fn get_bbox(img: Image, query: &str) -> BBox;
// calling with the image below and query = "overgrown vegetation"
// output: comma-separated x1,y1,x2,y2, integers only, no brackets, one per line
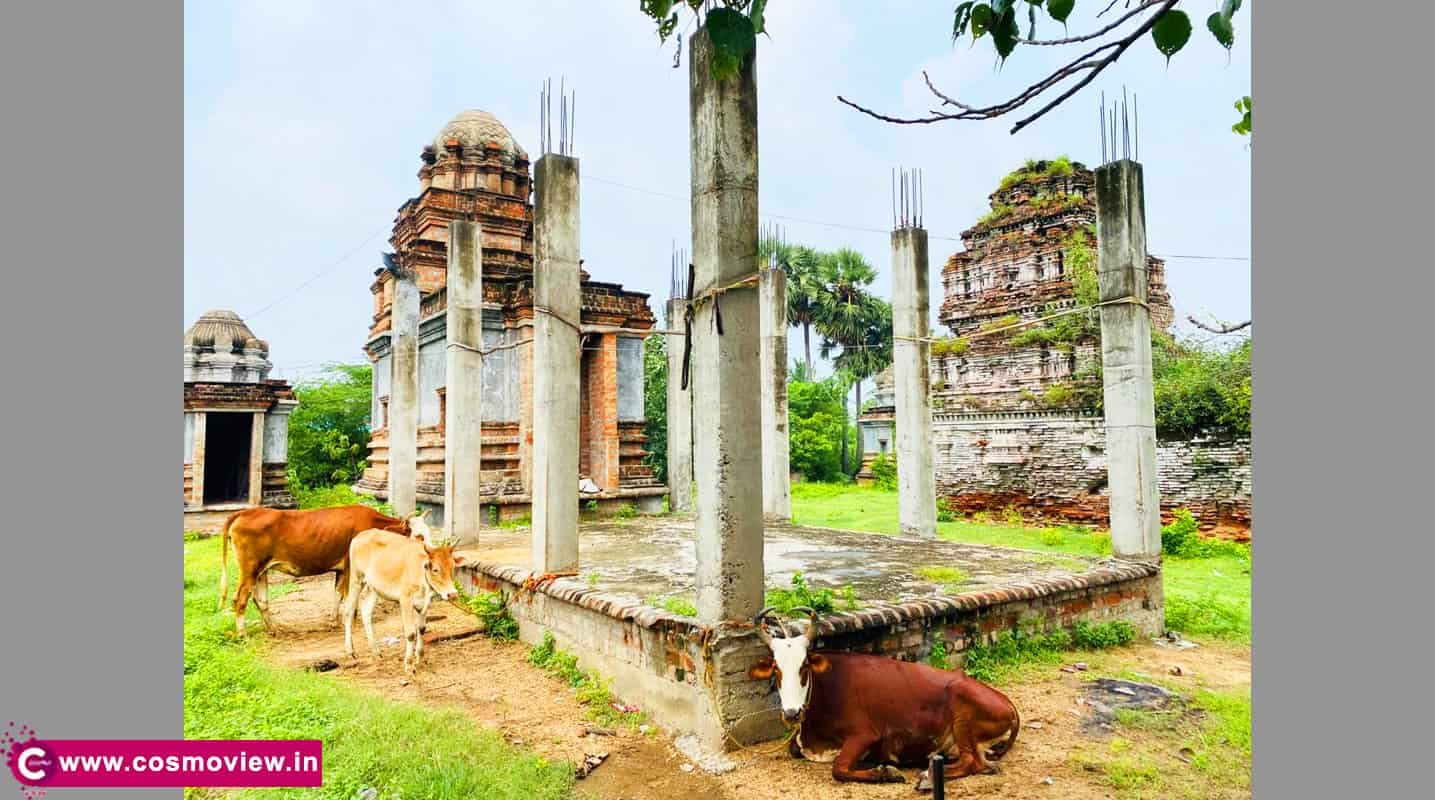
183,537,572,799
960,620,1137,684
764,571,859,616
1162,508,1250,560
1153,333,1252,440
286,364,373,491
641,333,668,483
787,375,857,481
527,633,647,730
645,595,698,617
868,451,897,490
930,336,969,358
915,565,968,594
998,156,1080,190
290,482,392,514
455,588,520,642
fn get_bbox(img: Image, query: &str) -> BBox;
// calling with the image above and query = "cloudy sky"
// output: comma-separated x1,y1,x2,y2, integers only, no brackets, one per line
185,0,1250,382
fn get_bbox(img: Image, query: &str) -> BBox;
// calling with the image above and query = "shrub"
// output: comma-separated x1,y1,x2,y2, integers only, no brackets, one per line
1089,530,1113,555
765,572,836,616
1071,620,1137,649
869,452,897,491
615,503,638,520
457,589,519,642
936,497,957,523
1161,508,1203,557
1040,527,1066,547
1002,506,1025,526
928,636,949,669
931,336,970,358
960,619,1136,683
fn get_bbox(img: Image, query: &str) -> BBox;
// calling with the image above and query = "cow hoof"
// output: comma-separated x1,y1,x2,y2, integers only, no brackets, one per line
982,764,1000,776
880,765,906,783
915,772,932,793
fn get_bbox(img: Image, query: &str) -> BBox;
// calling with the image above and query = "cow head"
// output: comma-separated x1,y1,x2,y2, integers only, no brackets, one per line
420,542,467,601
408,509,437,545
749,606,829,723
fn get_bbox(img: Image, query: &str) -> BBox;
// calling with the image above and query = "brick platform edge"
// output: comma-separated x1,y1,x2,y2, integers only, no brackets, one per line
455,556,1162,752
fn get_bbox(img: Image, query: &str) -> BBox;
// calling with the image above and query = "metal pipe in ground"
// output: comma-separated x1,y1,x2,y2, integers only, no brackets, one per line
930,754,946,799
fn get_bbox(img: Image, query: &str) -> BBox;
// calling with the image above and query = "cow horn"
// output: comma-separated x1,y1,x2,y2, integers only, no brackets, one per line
789,606,820,639
752,606,778,645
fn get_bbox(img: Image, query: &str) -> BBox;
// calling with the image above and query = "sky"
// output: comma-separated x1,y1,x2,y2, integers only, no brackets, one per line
184,0,1251,384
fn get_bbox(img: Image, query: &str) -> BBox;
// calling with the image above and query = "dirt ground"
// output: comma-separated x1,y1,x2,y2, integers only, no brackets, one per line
259,574,1249,800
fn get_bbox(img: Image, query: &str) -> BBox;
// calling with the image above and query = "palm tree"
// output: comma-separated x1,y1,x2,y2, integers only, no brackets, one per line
821,295,893,476
814,248,884,475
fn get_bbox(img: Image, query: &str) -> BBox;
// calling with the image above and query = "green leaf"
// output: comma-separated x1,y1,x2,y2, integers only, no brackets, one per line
971,4,993,38
750,0,767,36
1047,0,1074,23
1206,12,1233,49
705,7,756,81
993,7,1020,60
1028,3,1037,39
952,1,975,40
1151,9,1192,61
1221,0,1243,24
641,0,675,22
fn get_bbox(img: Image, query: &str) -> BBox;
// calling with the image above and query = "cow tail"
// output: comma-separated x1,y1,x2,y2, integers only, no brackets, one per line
1004,702,1021,753
218,511,241,611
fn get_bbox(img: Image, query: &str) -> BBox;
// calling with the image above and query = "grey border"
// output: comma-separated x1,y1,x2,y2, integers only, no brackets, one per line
0,0,181,797
1254,1,1432,797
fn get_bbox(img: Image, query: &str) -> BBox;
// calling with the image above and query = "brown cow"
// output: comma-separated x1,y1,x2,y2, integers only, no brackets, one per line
218,505,416,634
342,528,466,674
748,607,1020,790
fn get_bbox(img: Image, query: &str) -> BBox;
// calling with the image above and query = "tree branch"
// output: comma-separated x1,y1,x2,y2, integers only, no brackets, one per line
837,0,1178,134
1187,315,1251,335
1023,0,1164,46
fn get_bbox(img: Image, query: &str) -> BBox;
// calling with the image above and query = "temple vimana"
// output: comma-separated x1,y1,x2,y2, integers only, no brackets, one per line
860,159,1250,535
354,110,664,522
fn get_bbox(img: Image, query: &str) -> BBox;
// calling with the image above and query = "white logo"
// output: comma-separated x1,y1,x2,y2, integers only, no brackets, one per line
16,747,50,781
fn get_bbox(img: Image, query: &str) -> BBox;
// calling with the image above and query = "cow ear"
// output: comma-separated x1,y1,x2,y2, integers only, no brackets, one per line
452,554,467,566
748,659,775,680
807,653,830,674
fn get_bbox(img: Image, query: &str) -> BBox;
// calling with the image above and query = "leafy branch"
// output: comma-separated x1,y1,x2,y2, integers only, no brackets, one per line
837,1,1245,134
639,0,768,81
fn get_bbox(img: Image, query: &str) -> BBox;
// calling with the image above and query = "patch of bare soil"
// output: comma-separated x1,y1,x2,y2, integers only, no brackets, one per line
258,574,1248,800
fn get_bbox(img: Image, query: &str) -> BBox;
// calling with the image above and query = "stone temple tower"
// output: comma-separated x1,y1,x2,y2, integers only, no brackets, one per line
356,110,664,523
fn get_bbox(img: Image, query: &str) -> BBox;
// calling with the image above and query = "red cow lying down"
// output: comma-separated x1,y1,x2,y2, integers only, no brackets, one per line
748,606,1021,790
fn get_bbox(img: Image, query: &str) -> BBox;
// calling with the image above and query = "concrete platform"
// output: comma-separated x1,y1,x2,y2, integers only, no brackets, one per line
464,516,1100,608
453,515,1164,752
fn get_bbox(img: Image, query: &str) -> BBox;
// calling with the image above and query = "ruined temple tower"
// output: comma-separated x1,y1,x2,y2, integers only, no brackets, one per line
183,310,297,513
355,110,664,523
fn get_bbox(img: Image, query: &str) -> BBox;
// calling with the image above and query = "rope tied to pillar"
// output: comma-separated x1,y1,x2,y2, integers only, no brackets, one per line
679,264,761,390
892,295,1149,346
532,304,584,336
446,339,532,357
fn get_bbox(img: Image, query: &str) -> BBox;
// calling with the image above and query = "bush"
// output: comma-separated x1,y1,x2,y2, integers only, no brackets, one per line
457,589,519,642
931,336,970,358
765,572,836,616
961,619,1136,684
936,497,957,523
291,483,392,514
869,452,897,491
1040,527,1066,547
1071,620,1137,649
615,503,638,520
1161,508,1252,561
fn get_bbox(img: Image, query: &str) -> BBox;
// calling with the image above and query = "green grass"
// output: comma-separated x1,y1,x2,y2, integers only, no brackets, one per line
526,633,648,730
914,565,969,594
183,537,573,800
791,484,1251,644
645,595,698,617
289,483,393,514
959,620,1137,684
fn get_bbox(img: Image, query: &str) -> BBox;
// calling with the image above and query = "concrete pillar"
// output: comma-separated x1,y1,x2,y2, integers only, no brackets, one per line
759,266,790,521
444,220,484,545
248,411,265,506
190,411,206,507
1095,159,1162,562
665,298,694,513
891,227,937,539
532,154,581,573
388,267,420,517
689,26,763,623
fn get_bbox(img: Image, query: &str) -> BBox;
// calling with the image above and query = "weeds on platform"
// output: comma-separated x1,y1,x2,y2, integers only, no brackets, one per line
456,588,520,642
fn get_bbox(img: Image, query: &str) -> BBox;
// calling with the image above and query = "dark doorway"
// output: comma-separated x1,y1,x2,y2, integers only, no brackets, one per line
204,412,252,505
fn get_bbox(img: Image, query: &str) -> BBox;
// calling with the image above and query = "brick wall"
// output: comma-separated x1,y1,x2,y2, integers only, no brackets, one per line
933,410,1251,535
